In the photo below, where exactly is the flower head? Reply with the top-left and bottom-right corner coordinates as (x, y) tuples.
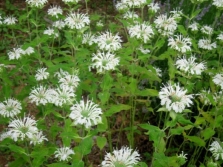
(90, 52), (119, 73)
(101, 146), (140, 167)
(123, 11), (139, 20)
(54, 147), (75, 161)
(7, 116), (38, 141)
(82, 32), (96, 45)
(65, 12), (90, 29)
(159, 82), (193, 113)
(188, 22), (199, 31)
(213, 0), (223, 8)
(177, 151), (187, 166)
(201, 25), (213, 35)
(29, 85), (55, 105)
(154, 14), (177, 36)
(69, 99), (102, 128)
(148, 2), (160, 13)
(43, 27), (59, 38)
(47, 5), (63, 18)
(209, 140), (223, 160)
(35, 68), (50, 81)
(8, 47), (24, 60)
(4, 16), (17, 25)
(62, 0), (80, 4)
(29, 131), (48, 145)
(23, 47), (35, 55)
(128, 22), (154, 43)
(95, 31), (122, 51)
(168, 34), (192, 53)
(217, 33), (223, 41)
(213, 73), (223, 89)
(58, 74), (80, 90)
(122, 0), (147, 8)
(198, 38), (217, 50)
(25, 0), (48, 8)
(0, 98), (22, 118)
(176, 56), (206, 75)
(53, 20), (65, 29)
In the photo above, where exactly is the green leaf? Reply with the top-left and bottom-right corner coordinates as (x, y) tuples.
(47, 163), (71, 167)
(177, 25), (187, 35)
(31, 148), (49, 167)
(168, 56), (175, 80)
(96, 136), (107, 150)
(136, 89), (158, 97)
(201, 128), (215, 140)
(8, 145), (26, 155)
(78, 137), (93, 155)
(170, 126), (184, 135)
(98, 92), (110, 105)
(97, 115), (108, 132)
(185, 135), (205, 147)
(8, 157), (26, 167)
(105, 104), (132, 117)
(72, 160), (84, 167)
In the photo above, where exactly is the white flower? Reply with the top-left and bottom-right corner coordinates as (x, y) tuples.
(69, 99), (102, 128)
(148, 2), (160, 13)
(7, 116), (38, 141)
(29, 85), (55, 105)
(52, 86), (75, 107)
(90, 52), (119, 73)
(159, 82), (193, 113)
(65, 12), (90, 29)
(201, 25), (213, 35)
(43, 27), (59, 38)
(53, 20), (65, 29)
(128, 22), (154, 43)
(29, 131), (48, 145)
(96, 20), (104, 27)
(170, 8), (183, 20)
(54, 69), (70, 79)
(198, 38), (217, 50)
(213, 73), (223, 89)
(0, 131), (11, 141)
(175, 56), (206, 75)
(213, 0), (223, 8)
(8, 48), (24, 60)
(47, 5), (62, 18)
(96, 31), (122, 51)
(82, 32), (96, 45)
(55, 147), (74, 161)
(168, 35), (192, 53)
(137, 45), (150, 54)
(25, 0), (48, 8)
(59, 74), (80, 90)
(101, 146), (140, 167)
(154, 67), (162, 77)
(188, 22), (199, 31)
(123, 11), (139, 20)
(0, 98), (22, 118)
(35, 68), (50, 81)
(209, 141), (223, 160)
(217, 33), (223, 41)
(4, 16), (17, 25)
(115, 2), (128, 11)
(199, 89), (212, 105)
(177, 151), (187, 159)
(122, 0), (147, 8)
(154, 14), (177, 36)
(23, 47), (34, 55)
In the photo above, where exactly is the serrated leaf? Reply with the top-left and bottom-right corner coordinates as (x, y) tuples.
(78, 137), (93, 155)
(177, 25), (187, 35)
(105, 104), (131, 117)
(185, 135), (205, 147)
(201, 128), (215, 140)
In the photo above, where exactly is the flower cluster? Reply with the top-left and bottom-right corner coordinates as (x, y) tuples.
(168, 34), (192, 53)
(209, 140), (223, 160)
(54, 147), (75, 161)
(65, 12), (90, 29)
(8, 47), (35, 60)
(0, 98), (22, 118)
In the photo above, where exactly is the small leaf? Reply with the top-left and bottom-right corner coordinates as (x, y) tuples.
(105, 104), (131, 117)
(96, 136), (107, 150)
(185, 135), (205, 147)
(201, 128), (215, 140)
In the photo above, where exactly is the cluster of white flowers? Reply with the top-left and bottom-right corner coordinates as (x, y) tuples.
(198, 38), (217, 50)
(8, 47), (35, 60)
(137, 45), (150, 54)
(82, 32), (96, 45)
(148, 2), (160, 13)
(90, 52), (120, 73)
(201, 25), (213, 35)
(121, 0), (147, 8)
(1, 116), (47, 145)
(217, 33), (223, 41)
(26, 0), (48, 8)
(123, 11), (139, 20)
(65, 12), (90, 29)
(101, 146), (140, 166)
(54, 147), (75, 161)
(168, 34), (192, 53)
(62, 0), (80, 4)
(69, 98), (102, 128)
(53, 20), (66, 29)
(0, 98), (22, 118)
(154, 14), (178, 36)
(209, 140), (223, 160)
(128, 22), (154, 43)
(47, 5), (63, 18)
(159, 82), (193, 113)
(175, 55), (206, 75)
